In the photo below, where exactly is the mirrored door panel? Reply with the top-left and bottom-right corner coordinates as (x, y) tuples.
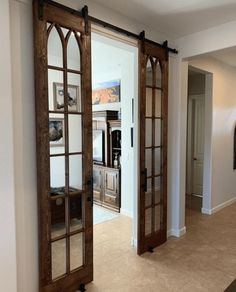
(34, 1), (93, 291)
(138, 41), (168, 255)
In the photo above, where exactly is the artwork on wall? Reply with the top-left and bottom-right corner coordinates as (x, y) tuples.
(49, 118), (65, 147)
(92, 80), (121, 105)
(53, 82), (80, 112)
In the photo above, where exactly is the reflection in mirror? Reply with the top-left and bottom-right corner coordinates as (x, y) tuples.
(52, 239), (66, 280)
(156, 61), (162, 88)
(49, 113), (65, 155)
(48, 70), (64, 112)
(51, 197), (66, 240)
(67, 32), (81, 71)
(155, 89), (161, 117)
(68, 114), (82, 153)
(48, 25), (63, 68)
(69, 196), (83, 232)
(145, 208), (152, 236)
(70, 233), (83, 271)
(155, 177), (161, 204)
(145, 119), (152, 147)
(50, 156), (65, 191)
(155, 148), (161, 175)
(145, 149), (152, 177)
(69, 155), (83, 190)
(145, 88), (152, 117)
(146, 57), (153, 87)
(155, 119), (161, 147)
(67, 73), (81, 112)
(145, 178), (152, 207)
(154, 205), (161, 232)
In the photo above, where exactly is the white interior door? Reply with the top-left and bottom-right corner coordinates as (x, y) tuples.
(192, 96), (205, 196)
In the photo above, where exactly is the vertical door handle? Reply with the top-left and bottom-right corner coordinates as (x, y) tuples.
(142, 168), (147, 192)
(87, 177), (93, 207)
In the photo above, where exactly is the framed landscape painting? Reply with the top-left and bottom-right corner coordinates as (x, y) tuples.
(92, 80), (120, 105)
(53, 82), (80, 112)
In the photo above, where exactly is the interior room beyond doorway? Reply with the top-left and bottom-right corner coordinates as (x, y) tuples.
(91, 30), (138, 246)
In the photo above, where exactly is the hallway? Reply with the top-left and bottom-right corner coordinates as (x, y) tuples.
(87, 203), (236, 291)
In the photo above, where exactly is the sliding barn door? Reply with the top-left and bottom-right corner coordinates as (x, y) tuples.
(138, 41), (168, 255)
(34, 1), (93, 291)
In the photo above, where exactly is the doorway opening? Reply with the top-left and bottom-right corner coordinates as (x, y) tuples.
(91, 29), (139, 258)
(185, 65), (213, 219)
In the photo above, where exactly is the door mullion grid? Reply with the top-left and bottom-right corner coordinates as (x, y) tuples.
(151, 61), (156, 235)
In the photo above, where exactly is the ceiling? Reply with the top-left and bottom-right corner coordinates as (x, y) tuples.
(91, 0), (236, 38)
(210, 47), (236, 68)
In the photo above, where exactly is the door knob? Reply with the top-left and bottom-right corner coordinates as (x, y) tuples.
(193, 158), (197, 161)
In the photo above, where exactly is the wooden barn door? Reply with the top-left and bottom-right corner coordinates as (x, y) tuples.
(33, 1), (93, 291)
(138, 40), (168, 255)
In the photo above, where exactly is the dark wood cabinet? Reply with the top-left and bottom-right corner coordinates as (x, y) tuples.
(93, 165), (120, 212)
(92, 111), (121, 212)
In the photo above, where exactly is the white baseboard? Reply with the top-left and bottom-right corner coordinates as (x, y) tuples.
(120, 208), (133, 218)
(201, 196), (236, 215)
(167, 226), (186, 238)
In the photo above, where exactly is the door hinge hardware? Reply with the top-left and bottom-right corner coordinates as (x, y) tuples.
(139, 30), (146, 53)
(148, 246), (154, 253)
(79, 283), (86, 292)
(38, 0), (44, 20)
(163, 40), (169, 61)
(82, 5), (89, 35)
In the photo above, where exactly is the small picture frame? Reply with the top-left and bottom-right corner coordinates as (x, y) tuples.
(53, 82), (80, 112)
(49, 118), (65, 147)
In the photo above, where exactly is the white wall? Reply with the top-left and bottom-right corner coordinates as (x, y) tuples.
(0, 1), (17, 291)
(188, 57), (236, 210)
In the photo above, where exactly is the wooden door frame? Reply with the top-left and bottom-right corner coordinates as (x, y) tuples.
(138, 41), (168, 255)
(33, 1), (93, 291)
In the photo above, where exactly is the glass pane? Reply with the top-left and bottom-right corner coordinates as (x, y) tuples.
(48, 25), (63, 68)
(155, 89), (161, 117)
(68, 115), (82, 153)
(67, 32), (81, 71)
(145, 119), (152, 147)
(51, 197), (66, 239)
(146, 58), (153, 87)
(49, 113), (65, 154)
(154, 205), (161, 232)
(145, 149), (152, 177)
(61, 27), (69, 37)
(146, 88), (152, 117)
(50, 156), (65, 190)
(52, 239), (66, 279)
(70, 233), (83, 271)
(69, 155), (83, 190)
(145, 208), (152, 236)
(70, 196), (83, 232)
(155, 119), (161, 147)
(67, 73), (81, 112)
(145, 178), (152, 207)
(155, 148), (161, 175)
(155, 177), (161, 204)
(48, 70), (64, 111)
(156, 61), (162, 88)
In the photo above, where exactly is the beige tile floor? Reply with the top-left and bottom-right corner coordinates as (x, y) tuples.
(87, 199), (236, 292)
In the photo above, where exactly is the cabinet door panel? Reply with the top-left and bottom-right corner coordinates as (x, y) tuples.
(103, 192), (117, 207)
(104, 171), (118, 194)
